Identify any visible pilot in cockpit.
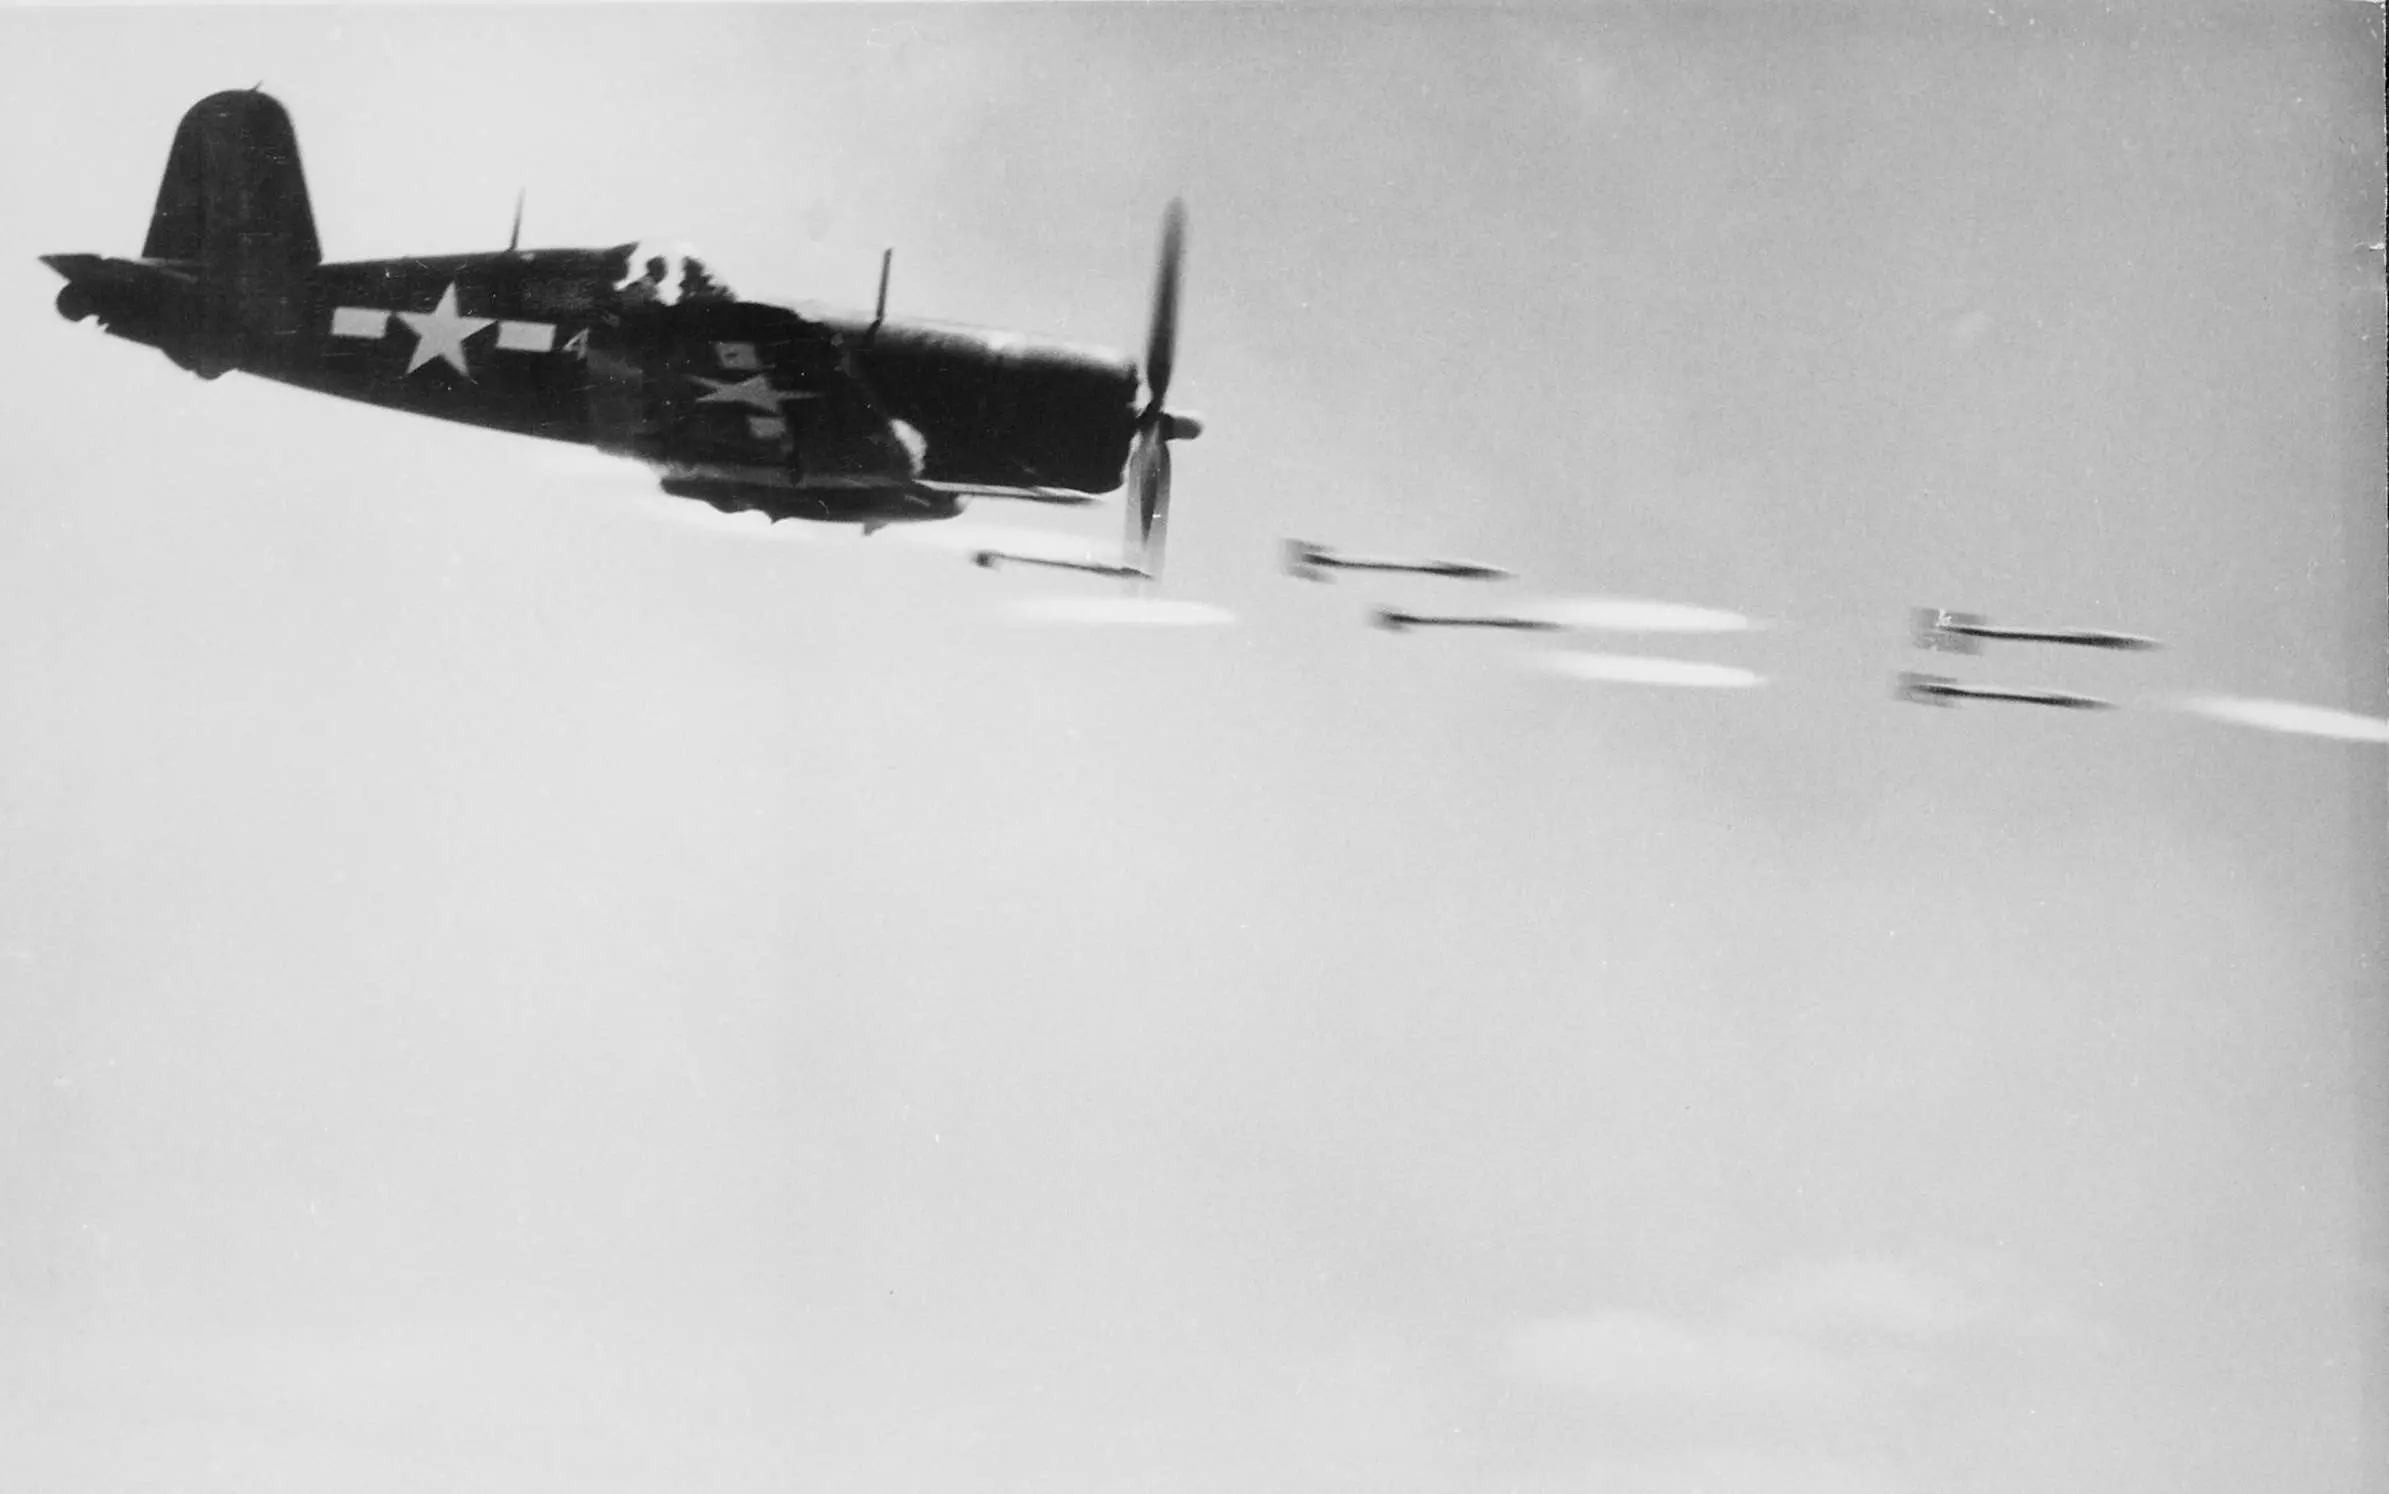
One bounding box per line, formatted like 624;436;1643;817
679;255;731;302
614;243;735;311
619;255;670;307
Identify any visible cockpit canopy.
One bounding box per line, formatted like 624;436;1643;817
612;239;734;306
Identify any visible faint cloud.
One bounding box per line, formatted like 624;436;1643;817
1496;14;1622;116
1733;1252;2112;1351
1572;1445;1907;1494
1729;1256;1989;1340
1276;1334;1472;1491
1006;596;1237;628
1506;1310;1861;1414
1948;311;1993;351
1504;1252;2108;1433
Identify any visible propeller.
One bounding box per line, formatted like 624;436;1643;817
1126;200;1194;584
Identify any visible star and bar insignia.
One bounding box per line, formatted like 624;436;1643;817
329;282;563;379
689;372;824;414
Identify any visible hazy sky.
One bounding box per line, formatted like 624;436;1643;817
2;7;2382;1493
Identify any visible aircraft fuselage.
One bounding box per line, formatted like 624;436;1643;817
50;242;1139;525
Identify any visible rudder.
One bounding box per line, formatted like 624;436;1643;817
143;90;321;372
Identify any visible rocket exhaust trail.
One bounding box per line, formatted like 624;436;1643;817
1524;596;1763;634
1538;653;1765;689
2164;696;2389;743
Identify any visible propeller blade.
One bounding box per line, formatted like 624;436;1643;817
1143;437;1172;578
1119;201;1185;587
1121;425;1172;581
1142;199;1185;416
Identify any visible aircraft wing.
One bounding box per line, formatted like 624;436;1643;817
627;302;928;490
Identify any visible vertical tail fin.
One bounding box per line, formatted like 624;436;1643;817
143;90;320;372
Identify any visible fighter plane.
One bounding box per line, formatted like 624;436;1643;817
1285;540;1514;584
1912;608;2160;655
1374;608;1562;634
1896;672;2113;711
43;90;1199;575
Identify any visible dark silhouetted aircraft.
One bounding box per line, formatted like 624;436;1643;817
1912;608;2159;655
43;91;1198;573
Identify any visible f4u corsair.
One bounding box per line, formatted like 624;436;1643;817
43;91;1199;573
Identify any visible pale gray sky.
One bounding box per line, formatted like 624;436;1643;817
2;7;2383;1493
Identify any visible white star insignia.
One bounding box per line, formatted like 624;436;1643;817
396;283;496;377
691;373;823;415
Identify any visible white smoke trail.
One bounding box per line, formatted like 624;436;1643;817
522;452;1105;555
1523;596;1763;634
1536;652;1765;689
1006;596;1237;627
524;449;848;541
530;447;656;481
2166;696;2389;743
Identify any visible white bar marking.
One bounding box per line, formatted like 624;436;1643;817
497;320;556;352
330;306;388;339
